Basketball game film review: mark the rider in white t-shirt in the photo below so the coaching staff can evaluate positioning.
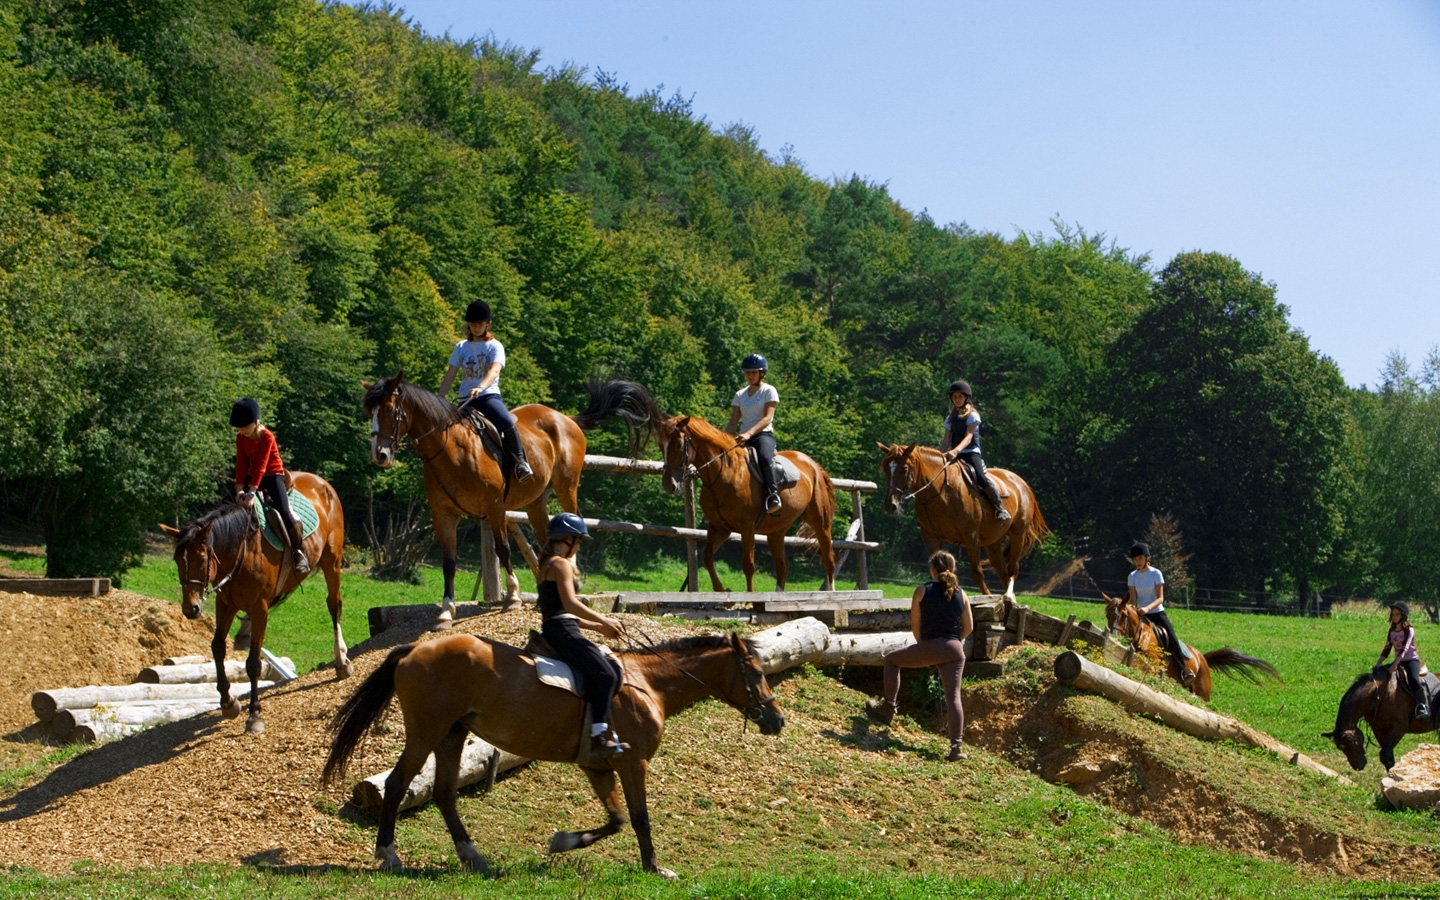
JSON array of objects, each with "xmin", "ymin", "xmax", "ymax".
[
  {"xmin": 1126, "ymin": 541, "xmax": 1193, "ymax": 681},
  {"xmin": 438, "ymin": 300, "xmax": 532, "ymax": 481},
  {"xmin": 724, "ymin": 354, "xmax": 781, "ymax": 513}
]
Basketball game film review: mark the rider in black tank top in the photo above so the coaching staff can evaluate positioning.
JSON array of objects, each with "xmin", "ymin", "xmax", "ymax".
[{"xmin": 918, "ymin": 580, "xmax": 966, "ymax": 640}]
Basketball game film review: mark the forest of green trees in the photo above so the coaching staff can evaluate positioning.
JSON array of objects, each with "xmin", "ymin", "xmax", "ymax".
[{"xmin": 0, "ymin": 0, "xmax": 1434, "ymax": 615}]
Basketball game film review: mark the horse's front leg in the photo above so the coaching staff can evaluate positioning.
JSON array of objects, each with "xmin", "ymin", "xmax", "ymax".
[
  {"xmin": 963, "ymin": 540, "xmax": 991, "ymax": 595},
  {"xmin": 740, "ymin": 531, "xmax": 758, "ymax": 592},
  {"xmin": 433, "ymin": 506, "xmax": 461, "ymax": 627},
  {"xmin": 212, "ymin": 604, "xmax": 240, "ymax": 720},
  {"xmin": 766, "ymin": 533, "xmax": 788, "ymax": 591},
  {"xmin": 322, "ymin": 548, "xmax": 352, "ymax": 679},
  {"xmin": 243, "ymin": 611, "xmax": 269, "ymax": 734},
  {"xmin": 617, "ymin": 757, "xmax": 676, "ymax": 879},
  {"xmin": 702, "ymin": 526, "xmax": 729, "ymax": 591},
  {"xmin": 433, "ymin": 724, "xmax": 489, "ymax": 872},
  {"xmin": 549, "ymin": 766, "xmax": 628, "ymax": 854},
  {"xmin": 491, "ymin": 518, "xmax": 522, "ymax": 612}
]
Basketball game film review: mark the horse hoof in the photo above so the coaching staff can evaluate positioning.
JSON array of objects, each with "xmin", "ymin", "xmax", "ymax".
[
  {"xmin": 650, "ymin": 865, "xmax": 679, "ymax": 881},
  {"xmin": 245, "ymin": 715, "xmax": 265, "ymax": 735},
  {"xmin": 548, "ymin": 831, "xmax": 581, "ymax": 854},
  {"xmin": 500, "ymin": 599, "xmax": 523, "ymax": 613},
  {"xmin": 336, "ymin": 661, "xmax": 354, "ymax": 680},
  {"xmin": 221, "ymin": 699, "xmax": 241, "ymax": 720},
  {"xmin": 456, "ymin": 841, "xmax": 490, "ymax": 873},
  {"xmin": 375, "ymin": 844, "xmax": 402, "ymax": 872}
]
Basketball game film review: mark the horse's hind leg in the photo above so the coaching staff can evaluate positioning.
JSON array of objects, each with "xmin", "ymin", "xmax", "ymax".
[
  {"xmin": 766, "ymin": 533, "xmax": 788, "ymax": 591},
  {"xmin": 322, "ymin": 552, "xmax": 352, "ymax": 679},
  {"xmin": 492, "ymin": 520, "xmax": 523, "ymax": 611},
  {"xmin": 434, "ymin": 724, "xmax": 489, "ymax": 872},
  {"xmin": 375, "ymin": 740, "xmax": 437, "ymax": 872},
  {"xmin": 549, "ymin": 766, "xmax": 628, "ymax": 854}
]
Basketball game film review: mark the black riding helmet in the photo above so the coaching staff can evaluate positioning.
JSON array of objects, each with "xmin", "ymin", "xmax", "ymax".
[
  {"xmin": 742, "ymin": 353, "xmax": 768, "ymax": 372},
  {"xmin": 946, "ymin": 379, "xmax": 972, "ymax": 398},
  {"xmin": 547, "ymin": 512, "xmax": 589, "ymax": 540},
  {"xmin": 1390, "ymin": 601, "xmax": 1410, "ymax": 620},
  {"xmin": 465, "ymin": 300, "xmax": 492, "ymax": 323},
  {"xmin": 230, "ymin": 398, "xmax": 261, "ymax": 428},
  {"xmin": 1129, "ymin": 542, "xmax": 1151, "ymax": 559}
]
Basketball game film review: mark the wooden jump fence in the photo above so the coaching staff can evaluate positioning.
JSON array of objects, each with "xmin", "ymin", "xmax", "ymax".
[{"xmin": 473, "ymin": 454, "xmax": 882, "ymax": 604}]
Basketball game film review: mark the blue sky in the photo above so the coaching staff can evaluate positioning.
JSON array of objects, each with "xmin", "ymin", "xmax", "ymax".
[{"xmin": 388, "ymin": 1, "xmax": 1440, "ymax": 388}]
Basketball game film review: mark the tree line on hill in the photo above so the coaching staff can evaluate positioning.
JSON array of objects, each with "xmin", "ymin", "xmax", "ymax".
[{"xmin": 0, "ymin": 0, "xmax": 1434, "ymax": 617}]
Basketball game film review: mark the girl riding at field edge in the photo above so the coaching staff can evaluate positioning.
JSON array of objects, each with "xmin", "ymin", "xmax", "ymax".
[
  {"xmin": 1379, "ymin": 601, "xmax": 1430, "ymax": 720},
  {"xmin": 1127, "ymin": 541, "xmax": 1193, "ymax": 682},
  {"xmin": 231, "ymin": 398, "xmax": 309, "ymax": 575},
  {"xmin": 725, "ymin": 353, "xmax": 782, "ymax": 514},
  {"xmin": 939, "ymin": 379, "xmax": 1010, "ymax": 522},
  {"xmin": 438, "ymin": 300, "xmax": 533, "ymax": 481},
  {"xmin": 536, "ymin": 512, "xmax": 630, "ymax": 758}
]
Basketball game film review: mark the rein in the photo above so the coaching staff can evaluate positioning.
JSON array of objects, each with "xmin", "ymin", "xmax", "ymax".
[
  {"xmin": 624, "ymin": 627, "xmax": 773, "ymax": 729},
  {"xmin": 371, "ymin": 400, "xmax": 455, "ymax": 464},
  {"xmin": 892, "ymin": 456, "xmax": 952, "ymax": 504},
  {"xmin": 675, "ymin": 430, "xmax": 740, "ymax": 486}
]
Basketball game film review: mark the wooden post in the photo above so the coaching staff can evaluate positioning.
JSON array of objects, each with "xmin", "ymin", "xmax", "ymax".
[
  {"xmin": 1015, "ymin": 606, "xmax": 1029, "ymax": 645},
  {"xmin": 1123, "ymin": 644, "xmax": 1136, "ymax": 667},
  {"xmin": 1056, "ymin": 613, "xmax": 1076, "ymax": 648},
  {"xmin": 509, "ymin": 521, "xmax": 540, "ymax": 575},
  {"xmin": 683, "ymin": 479, "xmax": 699, "ymax": 592},
  {"xmin": 850, "ymin": 489, "xmax": 868, "ymax": 590}
]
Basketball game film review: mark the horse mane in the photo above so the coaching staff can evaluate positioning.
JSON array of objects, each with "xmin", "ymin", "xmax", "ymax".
[
  {"xmin": 1333, "ymin": 670, "xmax": 1379, "ymax": 733},
  {"xmin": 175, "ymin": 503, "xmax": 257, "ymax": 555},
  {"xmin": 623, "ymin": 633, "xmax": 738, "ymax": 657},
  {"xmin": 362, "ymin": 375, "xmax": 460, "ymax": 427}
]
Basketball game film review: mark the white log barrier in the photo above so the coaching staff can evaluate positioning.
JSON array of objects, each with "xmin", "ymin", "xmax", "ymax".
[
  {"xmin": 162, "ymin": 655, "xmax": 209, "ymax": 666},
  {"xmin": 747, "ymin": 617, "xmax": 832, "ymax": 674},
  {"xmin": 58, "ymin": 703, "xmax": 219, "ymax": 742},
  {"xmin": 351, "ymin": 735, "xmax": 530, "ymax": 817},
  {"xmin": 813, "ymin": 631, "xmax": 917, "ymax": 668},
  {"xmin": 135, "ymin": 659, "xmax": 292, "ymax": 685},
  {"xmin": 1053, "ymin": 651, "xmax": 1351, "ymax": 784},
  {"xmin": 32, "ymin": 680, "xmax": 274, "ymax": 722}
]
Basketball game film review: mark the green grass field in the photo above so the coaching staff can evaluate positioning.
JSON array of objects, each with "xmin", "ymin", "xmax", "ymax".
[{"xmin": 2, "ymin": 548, "xmax": 1437, "ymax": 897}]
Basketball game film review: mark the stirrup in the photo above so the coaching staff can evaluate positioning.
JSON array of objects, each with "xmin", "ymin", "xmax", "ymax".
[
  {"xmin": 293, "ymin": 551, "xmax": 310, "ymax": 575},
  {"xmin": 764, "ymin": 491, "xmax": 781, "ymax": 513},
  {"xmin": 589, "ymin": 731, "xmax": 629, "ymax": 758}
]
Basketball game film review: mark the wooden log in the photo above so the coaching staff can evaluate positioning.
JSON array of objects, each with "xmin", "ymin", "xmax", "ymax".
[
  {"xmin": 965, "ymin": 660, "xmax": 1005, "ymax": 679},
  {"xmin": 1006, "ymin": 605, "xmax": 1067, "ymax": 644},
  {"xmin": 970, "ymin": 623, "xmax": 1013, "ymax": 661},
  {"xmin": 352, "ymin": 736, "xmax": 530, "ymax": 817},
  {"xmin": 1015, "ymin": 606, "xmax": 1030, "ymax": 645},
  {"xmin": 0, "ymin": 577, "xmax": 110, "ymax": 596},
  {"xmin": 32, "ymin": 681, "xmax": 273, "ymax": 722},
  {"xmin": 812, "ymin": 631, "xmax": 916, "ymax": 668},
  {"xmin": 969, "ymin": 595, "xmax": 1007, "ymax": 624},
  {"xmin": 163, "ymin": 655, "xmax": 209, "ymax": 666},
  {"xmin": 57, "ymin": 703, "xmax": 217, "ymax": 741},
  {"xmin": 747, "ymin": 617, "xmax": 832, "ymax": 674},
  {"xmin": 1053, "ymin": 651, "xmax": 1351, "ymax": 784},
  {"xmin": 617, "ymin": 590, "xmax": 885, "ymax": 610},
  {"xmin": 1056, "ymin": 614, "xmax": 1077, "ymax": 648},
  {"xmin": 844, "ymin": 610, "xmax": 911, "ymax": 631},
  {"xmin": 135, "ymin": 659, "xmax": 292, "ymax": 684}
]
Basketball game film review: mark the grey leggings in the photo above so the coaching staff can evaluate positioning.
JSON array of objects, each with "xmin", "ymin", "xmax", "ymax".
[{"xmin": 882, "ymin": 637, "xmax": 966, "ymax": 742}]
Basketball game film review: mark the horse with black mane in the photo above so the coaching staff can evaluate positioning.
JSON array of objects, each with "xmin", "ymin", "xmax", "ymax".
[
  {"xmin": 324, "ymin": 630, "xmax": 784, "ymax": 878},
  {"xmin": 160, "ymin": 471, "xmax": 351, "ymax": 734},
  {"xmin": 1325, "ymin": 668, "xmax": 1439, "ymax": 771},
  {"xmin": 363, "ymin": 375, "xmax": 656, "ymax": 618}
]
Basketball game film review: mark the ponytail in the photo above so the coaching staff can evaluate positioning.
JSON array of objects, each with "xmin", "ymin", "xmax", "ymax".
[{"xmin": 929, "ymin": 550, "xmax": 960, "ymax": 601}]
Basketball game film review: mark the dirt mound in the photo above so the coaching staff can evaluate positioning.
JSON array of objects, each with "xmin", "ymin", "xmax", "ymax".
[
  {"xmin": 963, "ymin": 649, "xmax": 1440, "ymax": 878},
  {"xmin": 0, "ymin": 589, "xmax": 218, "ymax": 737},
  {"xmin": 0, "ymin": 605, "xmax": 713, "ymax": 873}
]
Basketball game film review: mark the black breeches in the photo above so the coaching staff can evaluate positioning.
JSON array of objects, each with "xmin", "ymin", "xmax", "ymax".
[
  {"xmin": 542, "ymin": 617, "xmax": 622, "ymax": 724},
  {"xmin": 1402, "ymin": 658, "xmax": 1424, "ymax": 698},
  {"xmin": 257, "ymin": 473, "xmax": 299, "ymax": 533},
  {"xmin": 1143, "ymin": 609, "xmax": 1187, "ymax": 661},
  {"xmin": 750, "ymin": 431, "xmax": 777, "ymax": 493}
]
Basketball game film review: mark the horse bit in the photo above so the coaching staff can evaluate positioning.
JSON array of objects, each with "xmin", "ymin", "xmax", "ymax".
[
  {"xmin": 179, "ymin": 537, "xmax": 243, "ymax": 604},
  {"xmin": 890, "ymin": 458, "xmax": 952, "ymax": 504}
]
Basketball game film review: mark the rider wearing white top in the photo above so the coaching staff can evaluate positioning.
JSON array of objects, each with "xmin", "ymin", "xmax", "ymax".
[
  {"xmin": 1126, "ymin": 542, "xmax": 1193, "ymax": 679},
  {"xmin": 437, "ymin": 300, "xmax": 532, "ymax": 481},
  {"xmin": 725, "ymin": 353, "xmax": 781, "ymax": 513}
]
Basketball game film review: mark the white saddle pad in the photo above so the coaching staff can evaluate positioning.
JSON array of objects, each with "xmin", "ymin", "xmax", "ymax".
[{"xmin": 532, "ymin": 649, "xmax": 623, "ymax": 697}]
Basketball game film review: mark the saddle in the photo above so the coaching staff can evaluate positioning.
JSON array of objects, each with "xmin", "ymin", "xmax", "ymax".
[
  {"xmin": 523, "ymin": 630, "xmax": 626, "ymax": 764},
  {"xmin": 1374, "ymin": 664, "xmax": 1438, "ymax": 705},
  {"xmin": 460, "ymin": 406, "xmax": 507, "ymax": 466},
  {"xmin": 248, "ymin": 490, "xmax": 320, "ymax": 551},
  {"xmin": 952, "ymin": 458, "xmax": 1010, "ymax": 498},
  {"xmin": 744, "ymin": 447, "xmax": 801, "ymax": 490}
]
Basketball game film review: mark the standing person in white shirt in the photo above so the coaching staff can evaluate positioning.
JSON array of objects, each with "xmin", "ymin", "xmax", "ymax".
[
  {"xmin": 724, "ymin": 354, "xmax": 781, "ymax": 514},
  {"xmin": 438, "ymin": 300, "xmax": 532, "ymax": 481},
  {"xmin": 1127, "ymin": 541, "xmax": 1194, "ymax": 682}
]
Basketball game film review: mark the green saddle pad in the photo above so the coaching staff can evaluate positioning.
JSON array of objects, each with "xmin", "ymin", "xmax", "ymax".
[{"xmin": 251, "ymin": 490, "xmax": 320, "ymax": 551}]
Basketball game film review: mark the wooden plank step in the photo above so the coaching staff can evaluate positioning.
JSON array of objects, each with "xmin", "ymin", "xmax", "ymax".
[
  {"xmin": 0, "ymin": 577, "xmax": 110, "ymax": 596},
  {"xmin": 616, "ymin": 590, "xmax": 884, "ymax": 608}
]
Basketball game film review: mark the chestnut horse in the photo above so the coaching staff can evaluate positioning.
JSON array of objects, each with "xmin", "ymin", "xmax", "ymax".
[
  {"xmin": 363, "ymin": 375, "xmax": 654, "ymax": 618},
  {"xmin": 1103, "ymin": 592, "xmax": 1279, "ymax": 702},
  {"xmin": 655, "ymin": 415, "xmax": 838, "ymax": 591},
  {"xmin": 323, "ymin": 631, "xmax": 784, "ymax": 878},
  {"xmin": 1325, "ymin": 668, "xmax": 1439, "ymax": 771},
  {"xmin": 159, "ymin": 472, "xmax": 351, "ymax": 734},
  {"xmin": 878, "ymin": 443, "xmax": 1046, "ymax": 598}
]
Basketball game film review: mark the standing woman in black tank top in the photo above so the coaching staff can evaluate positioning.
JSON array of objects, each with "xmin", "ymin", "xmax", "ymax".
[
  {"xmin": 863, "ymin": 551, "xmax": 974, "ymax": 761},
  {"xmin": 536, "ymin": 513, "xmax": 630, "ymax": 757}
]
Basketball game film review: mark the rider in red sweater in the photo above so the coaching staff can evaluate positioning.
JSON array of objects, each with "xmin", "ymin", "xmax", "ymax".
[{"xmin": 232, "ymin": 398, "xmax": 309, "ymax": 574}]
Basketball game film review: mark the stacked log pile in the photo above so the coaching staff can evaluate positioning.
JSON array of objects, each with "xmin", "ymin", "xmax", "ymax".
[{"xmin": 30, "ymin": 656, "xmax": 291, "ymax": 743}]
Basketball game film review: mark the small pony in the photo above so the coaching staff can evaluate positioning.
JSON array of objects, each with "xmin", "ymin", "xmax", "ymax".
[{"xmin": 1103, "ymin": 592, "xmax": 1279, "ymax": 701}]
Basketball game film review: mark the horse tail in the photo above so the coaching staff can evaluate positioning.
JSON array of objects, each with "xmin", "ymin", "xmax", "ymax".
[
  {"xmin": 323, "ymin": 643, "xmax": 413, "ymax": 786},
  {"xmin": 571, "ymin": 379, "xmax": 665, "ymax": 458},
  {"xmin": 1203, "ymin": 647, "xmax": 1282, "ymax": 684},
  {"xmin": 794, "ymin": 464, "xmax": 837, "ymax": 555}
]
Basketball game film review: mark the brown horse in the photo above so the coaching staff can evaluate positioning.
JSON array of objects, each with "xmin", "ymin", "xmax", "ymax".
[
  {"xmin": 363, "ymin": 375, "xmax": 654, "ymax": 618},
  {"xmin": 654, "ymin": 414, "xmax": 837, "ymax": 591},
  {"xmin": 1102, "ymin": 592, "xmax": 1279, "ymax": 701},
  {"xmin": 878, "ymin": 443, "xmax": 1046, "ymax": 598},
  {"xmin": 159, "ymin": 472, "xmax": 351, "ymax": 734},
  {"xmin": 1325, "ymin": 668, "xmax": 1439, "ymax": 771},
  {"xmin": 323, "ymin": 631, "xmax": 784, "ymax": 878}
]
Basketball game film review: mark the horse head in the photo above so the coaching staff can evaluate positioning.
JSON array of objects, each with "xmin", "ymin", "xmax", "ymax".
[
  {"xmin": 1326, "ymin": 672, "xmax": 1382, "ymax": 771},
  {"xmin": 724, "ymin": 632, "xmax": 785, "ymax": 735},
  {"xmin": 878, "ymin": 442, "xmax": 924, "ymax": 515},
  {"xmin": 160, "ymin": 521, "xmax": 215, "ymax": 619},
  {"xmin": 656, "ymin": 416, "xmax": 693, "ymax": 495},
  {"xmin": 1102, "ymin": 592, "xmax": 1136, "ymax": 638},
  {"xmin": 363, "ymin": 372, "xmax": 409, "ymax": 468}
]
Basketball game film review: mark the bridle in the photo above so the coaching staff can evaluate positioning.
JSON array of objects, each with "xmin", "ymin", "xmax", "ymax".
[
  {"xmin": 887, "ymin": 453, "xmax": 952, "ymax": 506},
  {"xmin": 626, "ymin": 628, "xmax": 777, "ymax": 728},
  {"xmin": 666, "ymin": 427, "xmax": 739, "ymax": 488},
  {"xmin": 370, "ymin": 394, "xmax": 453, "ymax": 464},
  {"xmin": 177, "ymin": 535, "xmax": 243, "ymax": 609}
]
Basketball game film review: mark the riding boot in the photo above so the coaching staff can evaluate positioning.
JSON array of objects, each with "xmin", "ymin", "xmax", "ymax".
[
  {"xmin": 982, "ymin": 476, "xmax": 1011, "ymax": 522},
  {"xmin": 759, "ymin": 469, "xmax": 780, "ymax": 514},
  {"xmin": 502, "ymin": 427, "xmax": 533, "ymax": 481},
  {"xmin": 589, "ymin": 730, "xmax": 629, "ymax": 758},
  {"xmin": 287, "ymin": 521, "xmax": 311, "ymax": 575}
]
